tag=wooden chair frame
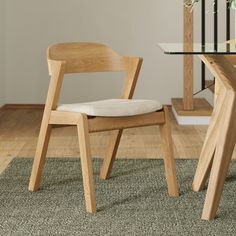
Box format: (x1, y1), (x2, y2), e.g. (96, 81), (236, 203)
(28, 42), (179, 213)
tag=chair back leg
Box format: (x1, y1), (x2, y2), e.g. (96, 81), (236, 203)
(77, 114), (96, 213)
(99, 130), (123, 180)
(159, 106), (179, 197)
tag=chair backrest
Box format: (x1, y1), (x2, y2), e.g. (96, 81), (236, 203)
(47, 42), (141, 74)
(45, 42), (143, 111)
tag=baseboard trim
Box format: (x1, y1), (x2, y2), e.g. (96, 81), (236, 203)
(2, 104), (45, 109)
(172, 105), (211, 125)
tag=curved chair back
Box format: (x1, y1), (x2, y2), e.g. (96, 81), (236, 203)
(47, 42), (141, 74)
(47, 42), (143, 99)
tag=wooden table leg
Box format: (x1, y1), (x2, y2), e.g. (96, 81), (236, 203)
(201, 92), (236, 220)
(192, 86), (227, 192)
(193, 54), (236, 220)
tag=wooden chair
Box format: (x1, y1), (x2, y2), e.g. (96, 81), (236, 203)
(28, 42), (179, 213)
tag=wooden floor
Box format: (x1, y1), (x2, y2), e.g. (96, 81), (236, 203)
(0, 108), (235, 173)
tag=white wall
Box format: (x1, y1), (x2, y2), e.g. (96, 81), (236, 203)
(0, 0), (5, 106)
(4, 0), (183, 104)
(3, 1), (235, 105)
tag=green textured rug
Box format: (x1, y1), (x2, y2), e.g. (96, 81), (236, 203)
(0, 158), (236, 235)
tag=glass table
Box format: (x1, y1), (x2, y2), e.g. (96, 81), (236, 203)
(159, 42), (236, 55)
(159, 42), (236, 220)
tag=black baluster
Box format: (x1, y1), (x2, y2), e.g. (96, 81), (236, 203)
(201, 0), (206, 90)
(226, 0), (231, 41)
(214, 0), (218, 51)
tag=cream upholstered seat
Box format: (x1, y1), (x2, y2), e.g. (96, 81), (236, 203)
(57, 99), (162, 117)
(29, 42), (179, 214)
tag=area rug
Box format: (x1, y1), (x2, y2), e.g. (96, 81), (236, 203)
(0, 158), (236, 236)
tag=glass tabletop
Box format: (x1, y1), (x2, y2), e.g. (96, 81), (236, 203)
(159, 43), (236, 55)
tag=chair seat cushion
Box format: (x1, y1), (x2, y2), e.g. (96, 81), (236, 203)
(56, 99), (162, 117)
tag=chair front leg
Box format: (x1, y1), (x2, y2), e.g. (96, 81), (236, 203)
(159, 106), (179, 197)
(77, 114), (96, 213)
(100, 129), (123, 180)
(29, 121), (52, 191)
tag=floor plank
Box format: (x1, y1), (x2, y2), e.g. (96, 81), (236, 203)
(0, 108), (235, 173)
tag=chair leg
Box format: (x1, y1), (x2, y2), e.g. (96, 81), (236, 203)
(77, 114), (96, 213)
(100, 130), (123, 180)
(159, 106), (179, 197)
(29, 122), (52, 191)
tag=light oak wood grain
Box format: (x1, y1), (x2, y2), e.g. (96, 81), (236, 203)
(77, 113), (96, 213)
(202, 91), (236, 220)
(29, 61), (66, 192)
(192, 86), (227, 192)
(27, 42), (179, 213)
(159, 106), (179, 197)
(183, 4), (194, 110)
(172, 98), (212, 116)
(193, 54), (236, 220)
